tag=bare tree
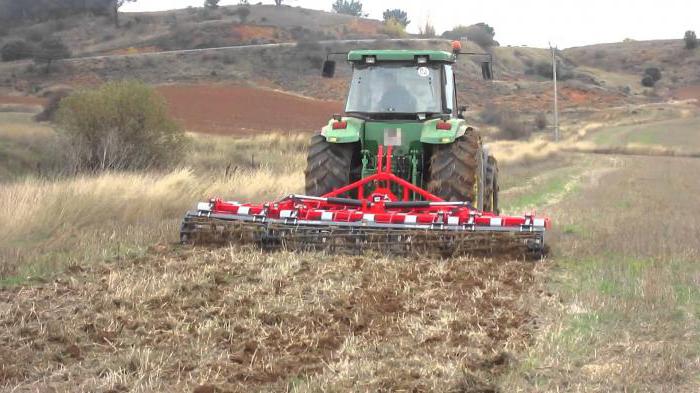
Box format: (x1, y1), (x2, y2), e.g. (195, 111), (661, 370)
(112, 0), (137, 27)
(274, 0), (283, 5)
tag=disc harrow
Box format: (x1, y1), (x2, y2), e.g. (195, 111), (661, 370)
(181, 146), (551, 257)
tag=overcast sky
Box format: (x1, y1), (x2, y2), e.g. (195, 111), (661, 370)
(123, 0), (699, 48)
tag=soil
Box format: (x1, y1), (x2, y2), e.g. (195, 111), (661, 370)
(156, 84), (344, 135)
(0, 95), (46, 106)
(672, 85), (700, 104)
(0, 247), (538, 392)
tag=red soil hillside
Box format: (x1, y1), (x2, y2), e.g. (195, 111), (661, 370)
(156, 84), (344, 134)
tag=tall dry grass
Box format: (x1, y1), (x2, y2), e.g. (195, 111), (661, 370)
(0, 133), (307, 282)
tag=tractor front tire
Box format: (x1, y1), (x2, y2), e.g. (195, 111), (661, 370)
(304, 134), (357, 196)
(428, 132), (484, 207)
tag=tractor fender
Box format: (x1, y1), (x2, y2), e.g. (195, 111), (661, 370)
(420, 119), (477, 144)
(320, 117), (364, 143)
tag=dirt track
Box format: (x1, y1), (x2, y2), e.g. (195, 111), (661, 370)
(157, 84), (343, 134)
(0, 248), (538, 392)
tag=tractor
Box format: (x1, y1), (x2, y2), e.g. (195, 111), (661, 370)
(181, 42), (551, 256)
(305, 42), (499, 213)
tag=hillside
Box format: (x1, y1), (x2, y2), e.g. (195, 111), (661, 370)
(1, 4), (699, 136)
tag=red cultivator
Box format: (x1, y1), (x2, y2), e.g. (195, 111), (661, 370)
(181, 146), (551, 257)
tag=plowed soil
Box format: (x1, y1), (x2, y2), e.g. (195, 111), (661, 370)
(157, 84), (343, 135)
(0, 247), (540, 392)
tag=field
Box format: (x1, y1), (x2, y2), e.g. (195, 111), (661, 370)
(1, 99), (699, 392)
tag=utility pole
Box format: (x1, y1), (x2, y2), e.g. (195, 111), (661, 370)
(550, 43), (560, 142)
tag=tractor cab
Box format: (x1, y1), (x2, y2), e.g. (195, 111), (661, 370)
(344, 50), (459, 121)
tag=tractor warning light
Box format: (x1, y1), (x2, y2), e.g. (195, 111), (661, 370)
(436, 121), (452, 130)
(332, 121), (348, 130)
(452, 41), (462, 53)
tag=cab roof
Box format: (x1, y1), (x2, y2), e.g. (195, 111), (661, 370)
(347, 49), (455, 63)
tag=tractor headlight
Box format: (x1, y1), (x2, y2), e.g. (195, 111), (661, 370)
(365, 56), (376, 64)
(416, 56), (428, 64)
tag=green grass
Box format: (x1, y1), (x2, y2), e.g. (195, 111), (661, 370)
(592, 116), (700, 152)
(501, 166), (583, 213)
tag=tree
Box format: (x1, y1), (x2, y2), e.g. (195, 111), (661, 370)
(419, 20), (436, 38)
(442, 23), (498, 48)
(274, 0), (283, 5)
(34, 37), (71, 73)
(56, 80), (186, 172)
(204, 0), (220, 8)
(112, 0), (137, 28)
(1, 40), (35, 62)
(685, 30), (698, 50)
(383, 9), (409, 27)
(332, 0), (366, 17)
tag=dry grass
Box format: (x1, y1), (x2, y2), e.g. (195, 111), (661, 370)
(501, 155), (700, 391)
(0, 131), (307, 284)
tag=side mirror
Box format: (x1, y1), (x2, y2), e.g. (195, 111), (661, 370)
(481, 62), (493, 80)
(322, 60), (336, 78)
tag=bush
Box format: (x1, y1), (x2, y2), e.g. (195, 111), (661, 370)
(498, 117), (532, 140)
(34, 37), (71, 72)
(535, 113), (548, 130)
(383, 9), (409, 27)
(1, 40), (35, 62)
(480, 106), (532, 140)
(641, 75), (656, 87)
(684, 30), (697, 50)
(381, 18), (407, 38)
(442, 23), (498, 48)
(332, 0), (366, 17)
(56, 81), (187, 172)
(641, 67), (662, 87)
(204, 0), (220, 8)
(644, 67), (662, 82)
(233, 7), (251, 23)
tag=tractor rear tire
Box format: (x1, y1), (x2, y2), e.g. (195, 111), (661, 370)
(428, 132), (484, 206)
(483, 155), (500, 214)
(304, 134), (357, 196)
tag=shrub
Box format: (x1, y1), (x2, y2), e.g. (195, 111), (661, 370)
(498, 117), (532, 140)
(35, 88), (72, 122)
(332, 0), (366, 17)
(641, 75), (656, 87)
(535, 113), (548, 130)
(641, 67), (662, 87)
(33, 37), (71, 73)
(684, 30), (697, 50)
(382, 9), (409, 27)
(381, 18), (407, 38)
(1, 40), (35, 62)
(204, 0), (220, 8)
(56, 81), (187, 172)
(644, 67), (662, 82)
(233, 7), (251, 23)
(480, 106), (531, 140)
(442, 23), (497, 48)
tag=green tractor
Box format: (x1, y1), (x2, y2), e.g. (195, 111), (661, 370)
(305, 44), (500, 213)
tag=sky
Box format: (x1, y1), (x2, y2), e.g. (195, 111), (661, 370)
(123, 0), (700, 48)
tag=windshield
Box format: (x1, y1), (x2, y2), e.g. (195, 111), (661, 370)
(345, 63), (444, 114)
